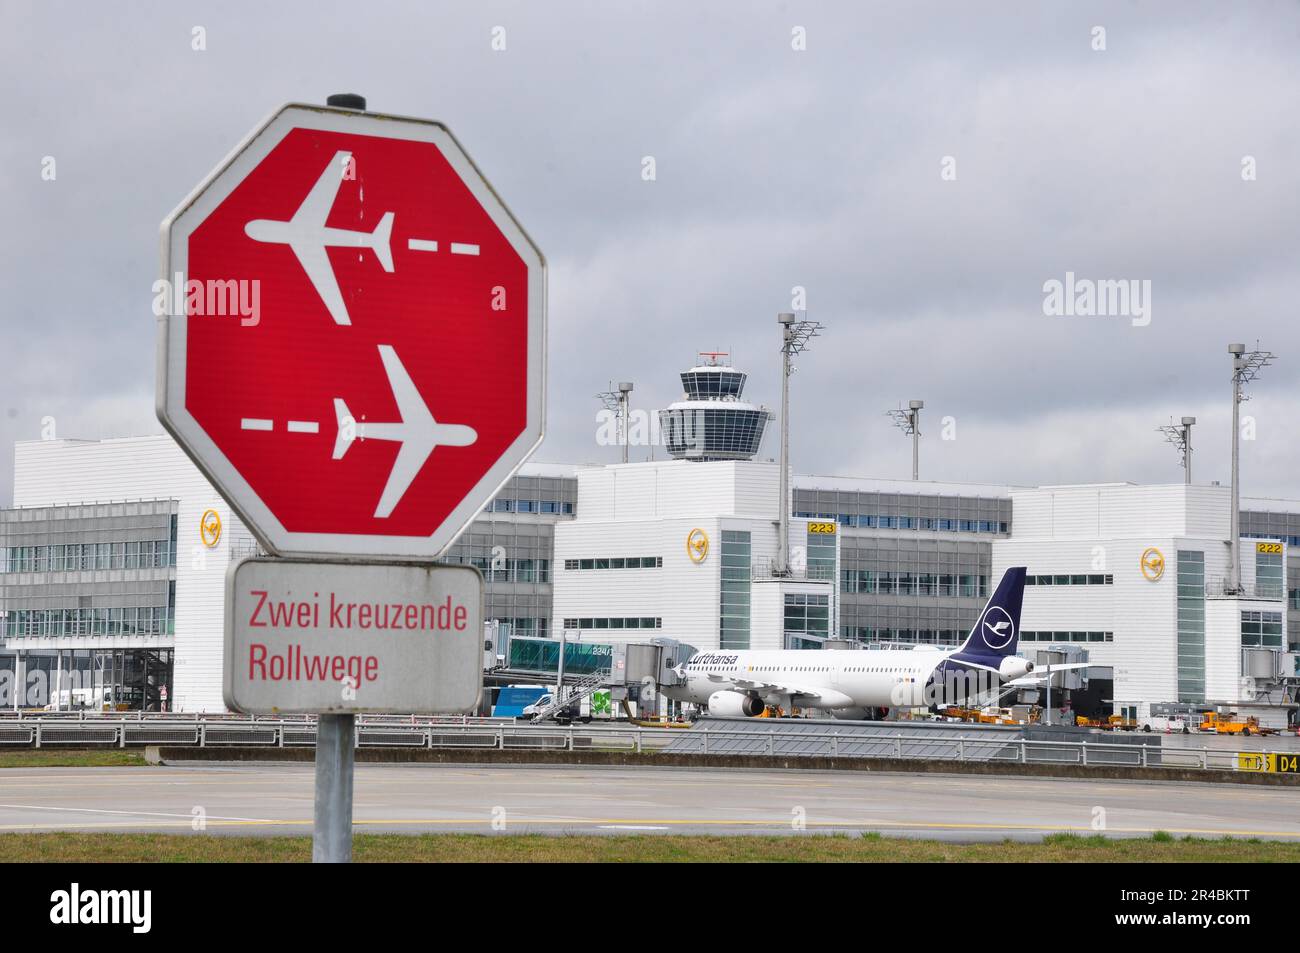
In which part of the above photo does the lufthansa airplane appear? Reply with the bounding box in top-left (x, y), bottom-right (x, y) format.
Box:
top-left (663, 567), bottom-right (1063, 719)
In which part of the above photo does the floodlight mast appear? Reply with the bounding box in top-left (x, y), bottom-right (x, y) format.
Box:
top-left (595, 384), bottom-right (623, 461)
top-left (886, 400), bottom-right (925, 480)
top-left (617, 382), bottom-right (634, 463)
top-left (1227, 342), bottom-right (1276, 594)
top-left (776, 312), bottom-right (823, 576)
top-left (1156, 416), bottom-right (1196, 484)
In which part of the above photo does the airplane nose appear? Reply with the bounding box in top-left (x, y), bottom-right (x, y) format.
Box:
top-left (244, 219), bottom-right (278, 242)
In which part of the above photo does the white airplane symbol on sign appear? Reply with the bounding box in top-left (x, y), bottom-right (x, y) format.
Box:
top-left (333, 345), bottom-right (478, 518)
top-left (243, 150), bottom-right (483, 327)
top-left (244, 150), bottom-right (393, 326)
top-left (239, 344), bottom-right (478, 518)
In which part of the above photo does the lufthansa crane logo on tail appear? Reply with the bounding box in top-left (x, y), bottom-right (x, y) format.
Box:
top-left (979, 604), bottom-right (1015, 650)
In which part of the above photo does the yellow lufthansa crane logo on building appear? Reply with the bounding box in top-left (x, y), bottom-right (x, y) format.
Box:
top-left (200, 509), bottom-right (222, 548)
top-left (686, 528), bottom-right (709, 564)
top-left (1140, 547), bottom-right (1164, 581)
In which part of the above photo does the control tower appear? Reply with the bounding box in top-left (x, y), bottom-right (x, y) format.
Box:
top-left (658, 352), bottom-right (771, 461)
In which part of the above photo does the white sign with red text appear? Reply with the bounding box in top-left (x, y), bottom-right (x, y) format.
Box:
top-left (223, 558), bottom-right (482, 714)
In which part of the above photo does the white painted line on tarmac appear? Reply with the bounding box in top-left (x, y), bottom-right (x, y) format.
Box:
top-left (0, 803), bottom-right (276, 823)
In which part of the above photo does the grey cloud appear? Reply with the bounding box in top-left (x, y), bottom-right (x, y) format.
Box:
top-left (1, 1), bottom-right (1296, 505)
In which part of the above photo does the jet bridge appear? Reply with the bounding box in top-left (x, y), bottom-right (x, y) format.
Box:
top-left (500, 637), bottom-right (698, 722)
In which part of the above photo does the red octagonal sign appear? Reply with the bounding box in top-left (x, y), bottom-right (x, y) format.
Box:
top-left (157, 103), bottom-right (545, 559)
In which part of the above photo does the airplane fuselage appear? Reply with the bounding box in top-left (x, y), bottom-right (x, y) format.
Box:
top-left (244, 219), bottom-right (380, 252)
top-left (662, 647), bottom-right (1012, 715)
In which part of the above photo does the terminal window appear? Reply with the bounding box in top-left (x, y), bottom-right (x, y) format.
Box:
top-left (1024, 574), bottom-right (1112, 586)
top-left (1255, 548), bottom-right (1284, 600)
top-left (5, 605), bottom-right (173, 638)
top-left (561, 617), bottom-right (661, 630)
top-left (1176, 550), bottom-right (1206, 702)
top-left (1241, 610), bottom-right (1283, 648)
top-left (794, 512), bottom-right (1008, 535)
top-left (805, 528), bottom-right (836, 582)
top-left (1, 538), bottom-right (176, 573)
top-left (841, 570), bottom-right (986, 598)
top-left (490, 498), bottom-right (574, 515)
top-left (1021, 630), bottom-right (1112, 643)
top-left (720, 530), bottom-right (752, 650)
top-left (562, 556), bottom-right (662, 570)
top-left (783, 592), bottom-right (830, 640)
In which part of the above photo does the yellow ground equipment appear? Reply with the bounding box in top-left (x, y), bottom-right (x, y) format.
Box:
top-left (1198, 711), bottom-right (1274, 736)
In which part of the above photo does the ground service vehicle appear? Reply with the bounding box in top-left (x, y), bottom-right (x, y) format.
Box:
top-left (1199, 711), bottom-right (1273, 736)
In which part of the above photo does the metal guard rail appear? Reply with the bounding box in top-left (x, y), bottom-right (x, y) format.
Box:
top-left (0, 717), bottom-right (1285, 772)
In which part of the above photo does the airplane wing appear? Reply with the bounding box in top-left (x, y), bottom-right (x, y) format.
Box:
top-left (711, 674), bottom-right (851, 707)
top-left (294, 151), bottom-right (350, 228)
top-left (1005, 662), bottom-right (1094, 687)
top-left (378, 345), bottom-right (433, 430)
top-left (374, 438), bottom-right (432, 519)
top-left (288, 242), bottom-right (350, 326)
top-left (288, 151), bottom-right (352, 326)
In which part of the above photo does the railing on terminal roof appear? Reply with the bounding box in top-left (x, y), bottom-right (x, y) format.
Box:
top-left (1204, 578), bottom-right (1286, 601)
top-left (228, 540), bottom-right (268, 560)
top-left (751, 560), bottom-right (836, 582)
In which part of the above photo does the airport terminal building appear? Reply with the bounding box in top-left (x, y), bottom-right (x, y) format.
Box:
top-left (1, 362), bottom-right (1296, 723)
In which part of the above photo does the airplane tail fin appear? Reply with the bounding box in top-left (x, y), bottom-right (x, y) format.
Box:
top-left (954, 567), bottom-right (1026, 659)
top-left (371, 212), bottom-right (395, 272)
top-left (332, 398), bottom-right (356, 460)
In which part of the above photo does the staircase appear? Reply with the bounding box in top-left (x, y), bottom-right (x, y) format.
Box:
top-left (530, 669), bottom-right (609, 723)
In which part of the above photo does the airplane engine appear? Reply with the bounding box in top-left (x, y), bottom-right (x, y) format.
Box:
top-left (830, 707), bottom-right (888, 721)
top-left (830, 708), bottom-right (871, 720)
top-left (707, 691), bottom-right (765, 718)
top-left (998, 656), bottom-right (1034, 681)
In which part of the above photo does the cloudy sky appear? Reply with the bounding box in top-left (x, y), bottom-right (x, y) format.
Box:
top-left (2, 0), bottom-right (1297, 506)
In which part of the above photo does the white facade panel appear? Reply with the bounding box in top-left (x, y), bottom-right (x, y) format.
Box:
top-left (1204, 600), bottom-right (1243, 703)
top-left (571, 460), bottom-right (781, 524)
top-left (553, 517), bottom-right (721, 650)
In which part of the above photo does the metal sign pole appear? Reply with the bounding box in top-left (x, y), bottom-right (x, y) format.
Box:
top-left (312, 712), bottom-right (355, 863)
